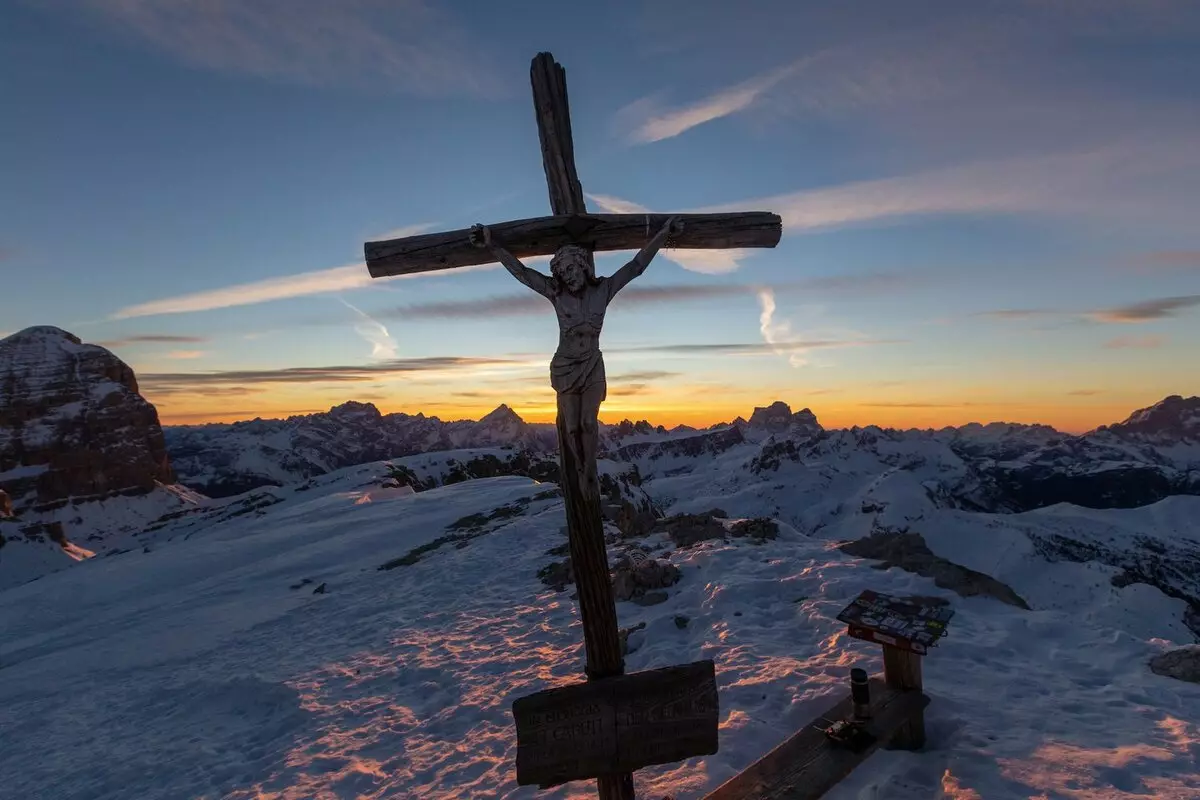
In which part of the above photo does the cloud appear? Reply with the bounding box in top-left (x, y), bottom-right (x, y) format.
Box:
top-left (111, 258), bottom-right (499, 319)
top-left (617, 61), bottom-right (803, 143)
top-left (975, 295), bottom-right (1200, 326)
top-left (1103, 335), bottom-right (1166, 349)
top-left (167, 350), bottom-right (207, 359)
top-left (609, 384), bottom-right (650, 397)
top-left (609, 370), bottom-right (681, 382)
top-left (385, 283), bottom-right (748, 320)
top-left (1130, 251), bottom-right (1200, 272)
top-left (1068, 389), bottom-right (1104, 396)
top-left (68, 0), bottom-right (498, 95)
top-left (756, 288), bottom-right (807, 367)
top-left (139, 356), bottom-right (536, 391)
top-left (701, 142), bottom-right (1200, 234)
top-left (1088, 295), bottom-right (1200, 323)
top-left (368, 223), bottom-right (437, 242)
top-left (339, 298), bottom-right (399, 359)
top-left (147, 386), bottom-right (262, 398)
top-left (587, 193), bottom-right (753, 274)
top-left (612, 340), bottom-right (900, 356)
top-left (96, 334), bottom-right (209, 348)
top-left (972, 309), bottom-right (1061, 320)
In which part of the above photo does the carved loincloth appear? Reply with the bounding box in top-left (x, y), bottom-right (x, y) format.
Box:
top-left (550, 348), bottom-right (607, 397)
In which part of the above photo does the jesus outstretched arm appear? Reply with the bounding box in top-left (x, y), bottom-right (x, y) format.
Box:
top-left (607, 217), bottom-right (683, 297)
top-left (469, 224), bottom-right (551, 298)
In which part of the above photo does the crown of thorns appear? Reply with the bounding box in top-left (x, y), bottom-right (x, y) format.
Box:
top-left (550, 245), bottom-right (593, 278)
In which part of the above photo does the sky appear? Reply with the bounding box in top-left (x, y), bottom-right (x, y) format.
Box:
top-left (2, 0), bottom-right (1199, 433)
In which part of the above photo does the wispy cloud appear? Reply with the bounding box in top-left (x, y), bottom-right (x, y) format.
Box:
top-left (96, 334), bottom-right (209, 348)
top-left (368, 223), bottom-right (437, 242)
top-left (339, 298), bottom-right (399, 359)
top-left (1103, 335), bottom-right (1166, 349)
top-left (587, 193), bottom-right (751, 274)
top-left (617, 61), bottom-right (804, 143)
top-left (974, 295), bottom-right (1200, 326)
top-left (139, 355), bottom-right (538, 391)
top-left (69, 0), bottom-right (499, 95)
top-left (609, 370), bottom-right (681, 382)
top-left (1129, 251), bottom-right (1200, 272)
top-left (972, 309), bottom-right (1061, 321)
top-left (1088, 295), bottom-right (1200, 323)
top-left (1068, 389), bottom-right (1104, 396)
top-left (111, 258), bottom-right (498, 319)
top-left (612, 340), bottom-right (900, 357)
top-left (703, 143), bottom-right (1200, 235)
top-left (384, 283), bottom-right (748, 320)
top-left (756, 288), bottom-right (807, 367)
top-left (166, 350), bottom-right (207, 359)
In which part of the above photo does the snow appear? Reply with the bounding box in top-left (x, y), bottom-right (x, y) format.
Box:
top-left (2, 460), bottom-right (1198, 799)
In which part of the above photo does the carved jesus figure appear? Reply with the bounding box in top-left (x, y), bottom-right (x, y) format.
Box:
top-left (470, 217), bottom-right (683, 495)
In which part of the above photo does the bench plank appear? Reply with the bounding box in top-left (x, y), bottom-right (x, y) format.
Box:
top-left (702, 678), bottom-right (929, 800)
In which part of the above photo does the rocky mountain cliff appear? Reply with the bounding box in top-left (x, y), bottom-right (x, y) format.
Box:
top-left (0, 327), bottom-right (175, 511)
top-left (0, 327), bottom-right (199, 589)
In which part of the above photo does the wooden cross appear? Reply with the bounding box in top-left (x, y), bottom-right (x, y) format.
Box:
top-left (365, 52), bottom-right (782, 800)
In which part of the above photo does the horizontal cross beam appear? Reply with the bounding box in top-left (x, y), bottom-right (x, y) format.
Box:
top-left (365, 212), bottom-right (783, 278)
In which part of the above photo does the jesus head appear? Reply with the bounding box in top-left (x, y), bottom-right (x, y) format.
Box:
top-left (550, 245), bottom-right (594, 294)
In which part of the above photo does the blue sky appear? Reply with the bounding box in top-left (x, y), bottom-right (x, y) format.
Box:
top-left (2, 0), bottom-right (1198, 430)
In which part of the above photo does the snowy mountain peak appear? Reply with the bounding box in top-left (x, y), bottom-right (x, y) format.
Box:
top-left (2, 325), bottom-right (84, 347)
top-left (327, 401), bottom-right (383, 420)
top-left (1099, 395), bottom-right (1200, 442)
top-left (478, 404), bottom-right (524, 426)
top-left (749, 401), bottom-right (794, 431)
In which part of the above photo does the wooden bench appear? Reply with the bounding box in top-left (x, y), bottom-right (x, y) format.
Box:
top-left (703, 591), bottom-right (953, 799)
top-left (701, 676), bottom-right (929, 800)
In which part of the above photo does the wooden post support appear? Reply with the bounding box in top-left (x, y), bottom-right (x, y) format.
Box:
top-left (881, 644), bottom-right (924, 749)
top-left (836, 589), bottom-right (955, 752)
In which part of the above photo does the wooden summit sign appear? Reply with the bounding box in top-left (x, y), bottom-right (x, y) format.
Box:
top-left (365, 52), bottom-right (781, 799)
top-left (513, 660), bottom-right (719, 788)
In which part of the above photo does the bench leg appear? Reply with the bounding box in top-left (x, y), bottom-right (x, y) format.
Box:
top-left (882, 644), bottom-right (925, 749)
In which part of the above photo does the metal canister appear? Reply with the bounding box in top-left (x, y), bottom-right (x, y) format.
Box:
top-left (850, 667), bottom-right (871, 719)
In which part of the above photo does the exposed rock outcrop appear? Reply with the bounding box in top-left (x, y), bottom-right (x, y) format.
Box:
top-left (1149, 646), bottom-right (1200, 684)
top-left (839, 532), bottom-right (1031, 609)
top-left (0, 327), bottom-right (174, 511)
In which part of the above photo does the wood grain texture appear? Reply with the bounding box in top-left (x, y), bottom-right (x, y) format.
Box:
top-left (531, 52), bottom-right (586, 215)
top-left (702, 678), bottom-right (929, 800)
top-left (365, 212), bottom-right (784, 277)
top-left (556, 409), bottom-right (633, 800)
top-left (882, 644), bottom-right (926, 750)
top-left (513, 660), bottom-right (719, 788)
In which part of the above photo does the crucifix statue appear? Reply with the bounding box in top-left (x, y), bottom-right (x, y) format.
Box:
top-left (365, 52), bottom-right (781, 800)
top-left (467, 215), bottom-right (683, 500)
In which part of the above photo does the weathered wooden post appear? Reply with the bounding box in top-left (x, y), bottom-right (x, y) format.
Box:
top-left (364, 52), bottom-right (782, 799)
top-left (838, 590), bottom-right (953, 750)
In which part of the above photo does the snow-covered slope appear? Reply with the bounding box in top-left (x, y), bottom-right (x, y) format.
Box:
top-left (2, 460), bottom-right (1197, 799)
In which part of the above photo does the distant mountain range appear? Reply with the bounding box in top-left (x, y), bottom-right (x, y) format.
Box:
top-left (162, 395), bottom-right (1200, 511)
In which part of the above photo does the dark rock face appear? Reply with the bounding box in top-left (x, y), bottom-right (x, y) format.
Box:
top-left (1149, 646), bottom-right (1200, 683)
top-left (839, 532), bottom-right (1031, 609)
top-left (749, 401), bottom-right (795, 433)
top-left (0, 327), bottom-right (174, 511)
top-left (615, 426), bottom-right (745, 462)
top-left (611, 554), bottom-right (681, 602)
